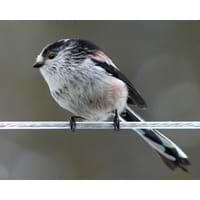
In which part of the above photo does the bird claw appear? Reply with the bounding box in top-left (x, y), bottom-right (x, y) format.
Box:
top-left (70, 116), bottom-right (76, 131)
top-left (113, 109), bottom-right (120, 131)
top-left (69, 116), bottom-right (84, 131)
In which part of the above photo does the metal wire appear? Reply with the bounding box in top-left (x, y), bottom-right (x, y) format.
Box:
top-left (0, 121), bottom-right (199, 130)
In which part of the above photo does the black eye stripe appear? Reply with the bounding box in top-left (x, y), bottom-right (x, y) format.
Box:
top-left (42, 40), bottom-right (65, 57)
top-left (41, 39), bottom-right (100, 59)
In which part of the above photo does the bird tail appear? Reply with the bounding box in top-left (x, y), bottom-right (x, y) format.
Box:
top-left (119, 106), bottom-right (190, 172)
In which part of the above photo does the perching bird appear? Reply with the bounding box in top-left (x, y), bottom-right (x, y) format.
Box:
top-left (33, 38), bottom-right (190, 171)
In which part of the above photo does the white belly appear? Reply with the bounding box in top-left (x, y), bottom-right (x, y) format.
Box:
top-left (50, 76), bottom-right (128, 121)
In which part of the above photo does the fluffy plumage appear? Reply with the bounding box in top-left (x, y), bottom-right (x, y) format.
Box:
top-left (33, 38), bottom-right (190, 171)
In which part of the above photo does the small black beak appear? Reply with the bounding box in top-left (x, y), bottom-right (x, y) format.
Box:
top-left (33, 62), bottom-right (44, 68)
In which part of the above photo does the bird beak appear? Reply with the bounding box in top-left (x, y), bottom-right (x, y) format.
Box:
top-left (33, 55), bottom-right (44, 68)
top-left (33, 62), bottom-right (44, 68)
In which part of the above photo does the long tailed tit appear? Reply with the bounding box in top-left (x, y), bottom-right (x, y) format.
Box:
top-left (33, 39), bottom-right (190, 171)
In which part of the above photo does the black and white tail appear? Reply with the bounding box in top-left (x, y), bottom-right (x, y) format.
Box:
top-left (120, 106), bottom-right (190, 172)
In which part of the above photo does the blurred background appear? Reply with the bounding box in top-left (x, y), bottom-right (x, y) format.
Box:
top-left (0, 21), bottom-right (199, 179)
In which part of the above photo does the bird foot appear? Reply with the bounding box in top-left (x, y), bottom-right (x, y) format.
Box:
top-left (69, 116), bottom-right (84, 131)
top-left (113, 109), bottom-right (120, 131)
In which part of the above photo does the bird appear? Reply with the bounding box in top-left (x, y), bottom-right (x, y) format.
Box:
top-left (33, 38), bottom-right (190, 171)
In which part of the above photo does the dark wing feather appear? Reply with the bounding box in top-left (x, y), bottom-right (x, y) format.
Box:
top-left (90, 51), bottom-right (147, 109)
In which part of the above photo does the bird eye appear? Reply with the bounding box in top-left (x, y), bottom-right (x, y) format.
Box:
top-left (47, 51), bottom-right (56, 59)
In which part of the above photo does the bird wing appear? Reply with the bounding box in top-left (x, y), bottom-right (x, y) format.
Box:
top-left (89, 50), bottom-right (147, 109)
